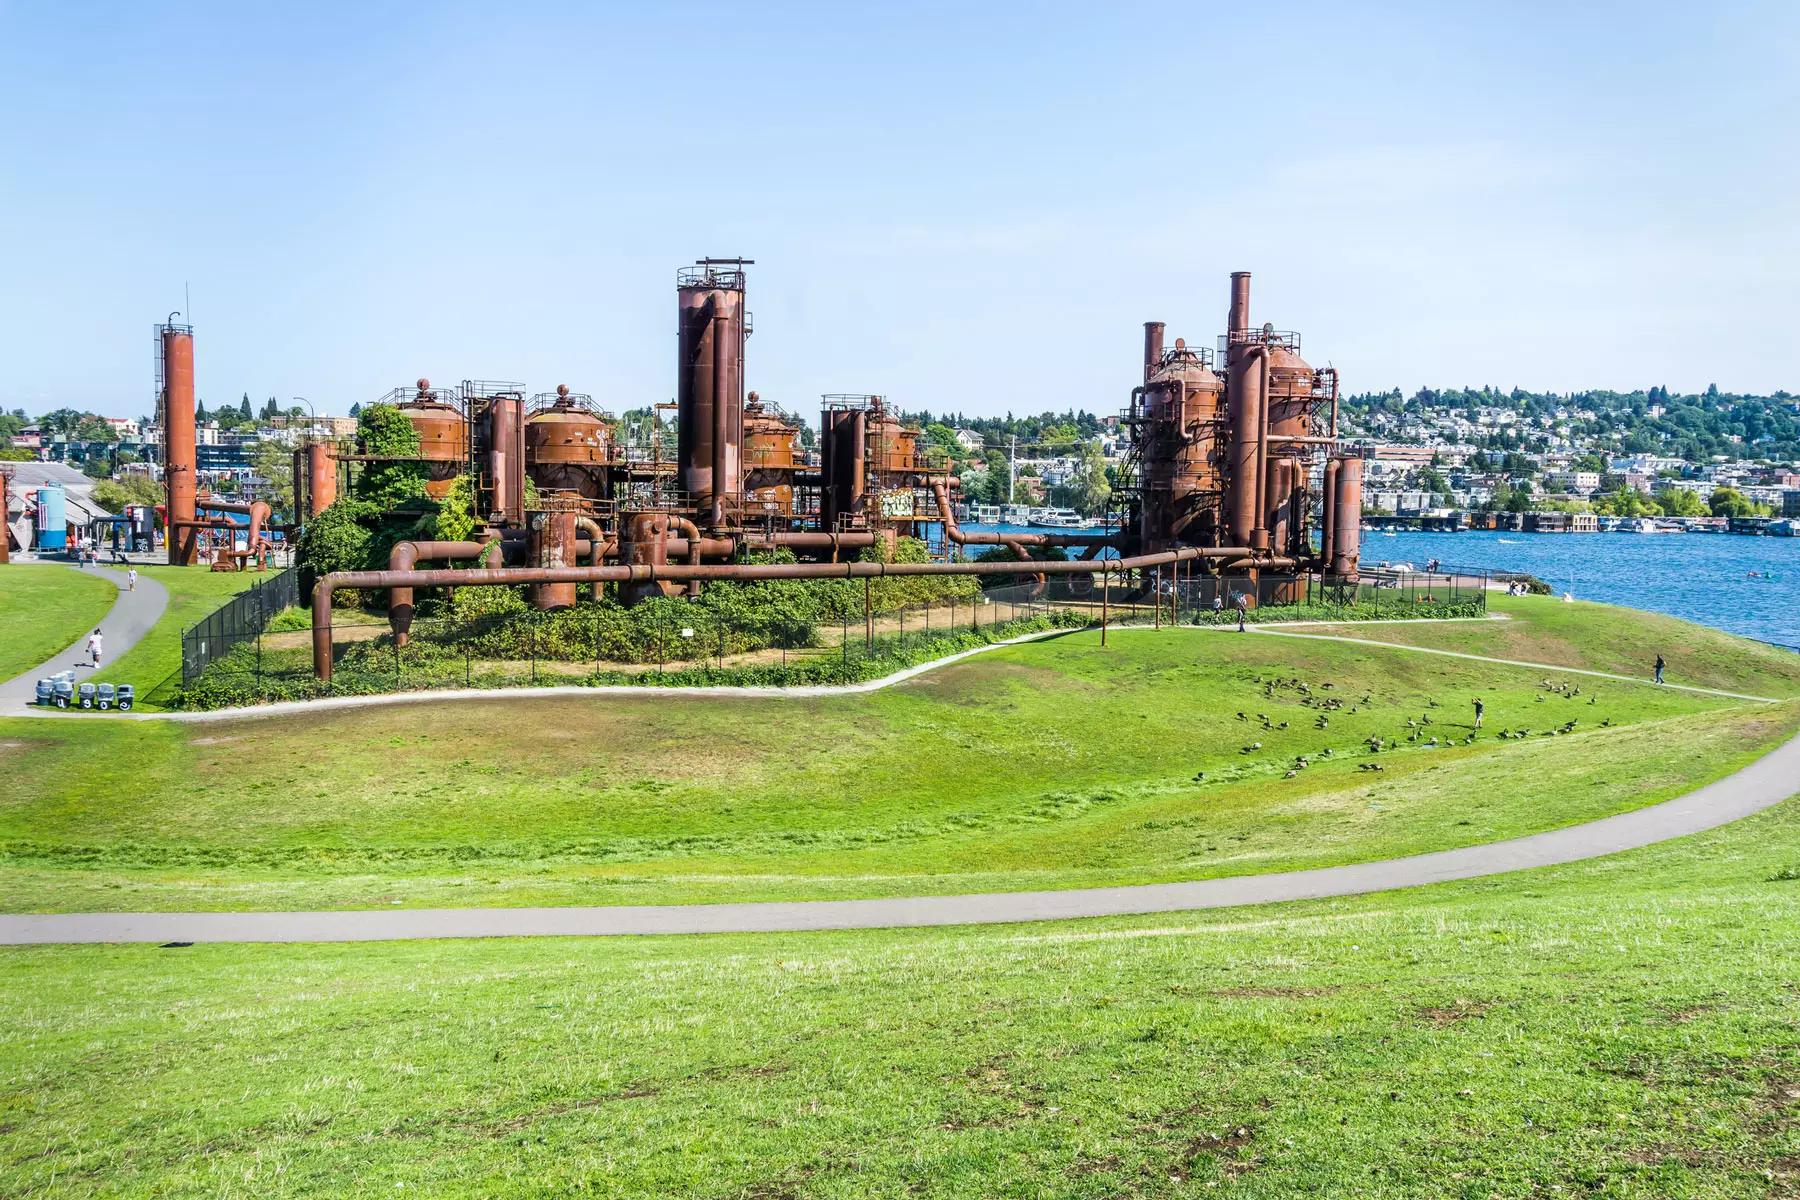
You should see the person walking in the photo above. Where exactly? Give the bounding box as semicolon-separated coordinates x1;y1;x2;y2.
127;567;137;592
86;628;103;670
1473;697;1484;729
1654;654;1665;685
1235;592;1249;633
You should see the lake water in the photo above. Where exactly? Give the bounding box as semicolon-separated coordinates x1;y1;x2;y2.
1367;529;1800;649
953;522;1800;649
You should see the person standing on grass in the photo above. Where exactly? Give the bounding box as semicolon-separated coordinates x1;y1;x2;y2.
1473;697;1484;729
86;628;103;669
1235;592;1249;633
1654;654;1665;685
127;566;137;592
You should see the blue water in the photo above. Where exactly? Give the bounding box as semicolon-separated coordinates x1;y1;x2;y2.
1369;529;1800;649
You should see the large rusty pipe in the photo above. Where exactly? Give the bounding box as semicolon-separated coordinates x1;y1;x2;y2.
307;442;337;517
710;306;729;529
1229;271;1251;335
312;545;1286;679
1000;538;1047;600
1331;457;1363;575
1142;322;1164;383
1228;346;1268;546
573;517;606;567
387;539;501;642
931;482;1115;549
1320;458;1340;569
161;326;198;566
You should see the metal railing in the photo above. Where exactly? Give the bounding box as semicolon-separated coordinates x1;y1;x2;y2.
179;567;300;686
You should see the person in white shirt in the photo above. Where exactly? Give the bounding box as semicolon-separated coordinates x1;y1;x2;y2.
86;629;103;669
127;567;137;592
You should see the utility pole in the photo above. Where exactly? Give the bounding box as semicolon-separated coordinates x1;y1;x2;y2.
1008;434;1016;511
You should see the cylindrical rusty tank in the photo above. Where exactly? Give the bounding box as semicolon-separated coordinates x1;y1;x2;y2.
527;504;580;610
742;392;798;515
1138;340;1224;553
527;385;613;500
618;511;678;605
1331;456;1363;575
676;262;747;528
160;323;198;565
306;441;337;517
396;379;468;499
819;403;868;530
866;400;919;475
1320;458;1341;569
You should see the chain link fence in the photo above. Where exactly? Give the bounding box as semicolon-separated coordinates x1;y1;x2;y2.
173;567;1488;708
179;567;300;687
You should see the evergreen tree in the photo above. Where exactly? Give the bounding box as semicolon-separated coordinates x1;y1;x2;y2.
195;399;208;423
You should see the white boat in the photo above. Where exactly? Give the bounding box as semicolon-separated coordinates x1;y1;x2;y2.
1039;507;1086;528
1617;517;1672;534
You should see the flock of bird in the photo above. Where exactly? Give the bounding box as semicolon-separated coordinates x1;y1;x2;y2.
1225;671;1608;780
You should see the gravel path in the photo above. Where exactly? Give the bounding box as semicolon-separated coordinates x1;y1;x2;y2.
5;725;1793;945
0;566;169;703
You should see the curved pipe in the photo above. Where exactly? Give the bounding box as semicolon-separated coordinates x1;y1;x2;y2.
573;517;606;567
671;516;704;597
386;538;503;643
1000;538;1047;600
196;499;274;567
313;547;1295;679
931;482;1116;549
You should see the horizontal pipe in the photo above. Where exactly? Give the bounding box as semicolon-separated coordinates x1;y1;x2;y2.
931;482;1116;548
311;546;1293;679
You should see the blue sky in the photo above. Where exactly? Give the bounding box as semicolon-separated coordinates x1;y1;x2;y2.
2;2;1795;422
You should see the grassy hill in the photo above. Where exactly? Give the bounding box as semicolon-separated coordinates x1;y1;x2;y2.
0;596;1794;913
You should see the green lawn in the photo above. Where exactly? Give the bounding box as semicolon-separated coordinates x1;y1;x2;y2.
5;789;1800;1197
1;603;1793;913
1302;592;1800;699
0;564;116;681
87;565;263;706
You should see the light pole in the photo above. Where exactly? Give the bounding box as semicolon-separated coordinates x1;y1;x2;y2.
292;397;316;438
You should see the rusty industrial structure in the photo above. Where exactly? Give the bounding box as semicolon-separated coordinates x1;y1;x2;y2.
137;263;1360;677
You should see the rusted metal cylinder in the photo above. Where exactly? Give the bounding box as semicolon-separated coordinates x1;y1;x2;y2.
161;326;198;565
677;269;745;526
1320;458;1340;568
306;442;337;517
1331;457;1363;575
1228;271;1251;335
1227;347;1266;547
528;509;580;609
821;406;868;529
619;512;677;605
489;395;524;524
1142;322;1164;383
386;539;500;642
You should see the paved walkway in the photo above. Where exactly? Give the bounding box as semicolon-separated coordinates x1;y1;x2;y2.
5;724;1795;945
0;566;169;701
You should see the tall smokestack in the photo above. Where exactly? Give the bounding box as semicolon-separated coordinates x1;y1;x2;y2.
1228;271;1251;337
1142;321;1165;383
160;321;198;565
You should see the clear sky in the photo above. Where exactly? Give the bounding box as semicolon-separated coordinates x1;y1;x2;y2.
2;2;1795;423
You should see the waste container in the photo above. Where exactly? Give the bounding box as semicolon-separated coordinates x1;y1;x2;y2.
52;679;73;709
116;684;135;713
96;683;116;710
78;682;97;710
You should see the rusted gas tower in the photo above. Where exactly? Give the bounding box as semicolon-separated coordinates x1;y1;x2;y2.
156;318;198;565
676;258;751;530
1126;272;1360;584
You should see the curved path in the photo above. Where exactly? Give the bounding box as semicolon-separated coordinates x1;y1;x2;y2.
0;565;169;703
5;725;1795;945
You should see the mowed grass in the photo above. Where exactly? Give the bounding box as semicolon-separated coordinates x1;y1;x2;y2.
7;794;1800;1197
88;565;262;706
1304;592;1800;699
0;564;116;681
1;606;1794;912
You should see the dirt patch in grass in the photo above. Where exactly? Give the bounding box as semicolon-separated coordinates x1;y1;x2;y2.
1416;999;1496;1026
1210;985;1342;999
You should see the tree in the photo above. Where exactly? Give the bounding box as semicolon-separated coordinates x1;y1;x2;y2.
1661;488;1707;517
354;403;429;507
250;438;296;519
1065;439;1112;516
37;408;84;436
91;476;163;512
1504;479;1534;513
348;402;362;418
195;399;209;423
1708;487;1762;518
73;416;118;442
239;394;253;421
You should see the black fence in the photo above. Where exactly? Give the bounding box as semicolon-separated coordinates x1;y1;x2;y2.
179;567;301;687
177;568;1488;704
